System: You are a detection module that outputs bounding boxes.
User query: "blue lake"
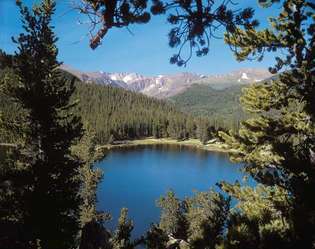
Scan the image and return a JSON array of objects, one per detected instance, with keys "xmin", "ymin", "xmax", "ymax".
[{"xmin": 96, "ymin": 144, "xmax": 248, "ymax": 238}]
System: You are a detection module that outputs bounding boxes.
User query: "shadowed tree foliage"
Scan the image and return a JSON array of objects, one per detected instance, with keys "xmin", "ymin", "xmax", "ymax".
[
  {"xmin": 145, "ymin": 224, "xmax": 169, "ymax": 249},
  {"xmin": 220, "ymin": 0, "xmax": 315, "ymax": 248},
  {"xmin": 0, "ymin": 1, "xmax": 84, "ymax": 248},
  {"xmin": 2, "ymin": 0, "xmax": 315, "ymax": 248},
  {"xmin": 77, "ymin": 0, "xmax": 259, "ymax": 66},
  {"xmin": 76, "ymin": 0, "xmax": 151, "ymax": 49},
  {"xmin": 154, "ymin": 190, "xmax": 230, "ymax": 249}
]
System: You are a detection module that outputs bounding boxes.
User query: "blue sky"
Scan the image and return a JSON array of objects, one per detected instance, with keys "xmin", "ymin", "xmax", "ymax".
[{"xmin": 0, "ymin": 0, "xmax": 281, "ymax": 75}]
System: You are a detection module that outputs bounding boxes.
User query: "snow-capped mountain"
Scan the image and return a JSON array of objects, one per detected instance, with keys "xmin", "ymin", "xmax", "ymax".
[
  {"xmin": 194, "ymin": 68, "xmax": 272, "ymax": 90},
  {"xmin": 60, "ymin": 65, "xmax": 271, "ymax": 98}
]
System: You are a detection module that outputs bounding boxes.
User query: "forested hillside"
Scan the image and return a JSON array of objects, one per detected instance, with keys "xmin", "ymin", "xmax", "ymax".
[
  {"xmin": 170, "ymin": 84, "xmax": 247, "ymax": 131},
  {"xmin": 73, "ymin": 81, "xmax": 202, "ymax": 144},
  {"xmin": 0, "ymin": 65, "xmax": 216, "ymax": 145},
  {"xmin": 1, "ymin": 0, "xmax": 314, "ymax": 248}
]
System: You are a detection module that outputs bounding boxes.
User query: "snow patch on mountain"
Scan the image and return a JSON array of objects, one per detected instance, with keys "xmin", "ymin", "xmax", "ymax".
[
  {"xmin": 241, "ymin": 72, "xmax": 249, "ymax": 80},
  {"xmin": 123, "ymin": 75, "xmax": 134, "ymax": 83},
  {"xmin": 60, "ymin": 65, "xmax": 272, "ymax": 99},
  {"xmin": 110, "ymin": 75, "xmax": 118, "ymax": 81}
]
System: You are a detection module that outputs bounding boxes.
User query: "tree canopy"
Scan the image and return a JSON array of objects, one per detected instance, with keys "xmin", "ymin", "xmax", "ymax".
[
  {"xmin": 220, "ymin": 0, "xmax": 315, "ymax": 247},
  {"xmin": 1, "ymin": 0, "xmax": 315, "ymax": 248}
]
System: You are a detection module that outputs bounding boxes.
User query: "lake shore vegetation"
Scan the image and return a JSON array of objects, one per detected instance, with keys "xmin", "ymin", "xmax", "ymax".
[{"xmin": 0, "ymin": 0, "xmax": 314, "ymax": 248}]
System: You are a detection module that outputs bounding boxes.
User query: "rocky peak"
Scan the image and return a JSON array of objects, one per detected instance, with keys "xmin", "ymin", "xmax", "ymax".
[{"xmin": 60, "ymin": 65, "xmax": 272, "ymax": 98}]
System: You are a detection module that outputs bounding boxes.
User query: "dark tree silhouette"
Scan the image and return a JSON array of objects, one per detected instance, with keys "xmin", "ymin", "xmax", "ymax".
[
  {"xmin": 0, "ymin": 1, "xmax": 84, "ymax": 248},
  {"xmin": 77, "ymin": 0, "xmax": 258, "ymax": 66}
]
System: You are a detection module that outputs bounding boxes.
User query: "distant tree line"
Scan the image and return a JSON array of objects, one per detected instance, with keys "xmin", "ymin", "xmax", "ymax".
[
  {"xmin": 73, "ymin": 81, "xmax": 223, "ymax": 145},
  {"xmin": 1, "ymin": 0, "xmax": 314, "ymax": 249},
  {"xmin": 170, "ymin": 84, "xmax": 248, "ymax": 132},
  {"xmin": 1, "ymin": 64, "xmax": 227, "ymax": 146}
]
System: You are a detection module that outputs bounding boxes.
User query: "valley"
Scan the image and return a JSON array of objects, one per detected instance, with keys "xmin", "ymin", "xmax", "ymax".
[
  {"xmin": 1, "ymin": 1, "xmax": 313, "ymax": 248},
  {"xmin": 62, "ymin": 65, "xmax": 271, "ymax": 133}
]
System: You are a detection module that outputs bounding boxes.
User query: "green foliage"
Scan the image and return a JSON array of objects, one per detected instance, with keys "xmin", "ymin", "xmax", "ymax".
[
  {"xmin": 1, "ymin": 69, "xmax": 220, "ymax": 146},
  {"xmin": 77, "ymin": 135, "xmax": 103, "ymax": 224},
  {"xmin": 170, "ymin": 84, "xmax": 247, "ymax": 132},
  {"xmin": 158, "ymin": 191, "xmax": 188, "ymax": 239},
  {"xmin": 73, "ymin": 81, "xmax": 197, "ymax": 144},
  {"xmin": 2, "ymin": 1, "xmax": 314, "ymax": 249},
  {"xmin": 185, "ymin": 191, "xmax": 230, "ymax": 249},
  {"xmin": 0, "ymin": 51, "xmax": 25, "ymax": 144},
  {"xmin": 195, "ymin": 118, "xmax": 213, "ymax": 144},
  {"xmin": 53, "ymin": 77, "xmax": 220, "ymax": 144},
  {"xmin": 111, "ymin": 208, "xmax": 134, "ymax": 249},
  {"xmin": 0, "ymin": 69, "xmax": 27, "ymax": 144},
  {"xmin": 221, "ymin": 0, "xmax": 315, "ymax": 248},
  {"xmin": 155, "ymin": 190, "xmax": 230, "ymax": 249},
  {"xmin": 222, "ymin": 183, "xmax": 291, "ymax": 249},
  {"xmin": 71, "ymin": 129, "xmax": 109, "ymax": 244},
  {"xmin": 0, "ymin": 1, "xmax": 84, "ymax": 248}
]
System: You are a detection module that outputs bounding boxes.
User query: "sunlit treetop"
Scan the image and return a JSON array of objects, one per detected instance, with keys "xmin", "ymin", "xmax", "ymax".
[{"xmin": 225, "ymin": 0, "xmax": 315, "ymax": 74}]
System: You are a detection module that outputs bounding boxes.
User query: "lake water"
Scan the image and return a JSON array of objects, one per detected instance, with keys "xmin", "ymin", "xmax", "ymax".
[{"xmin": 96, "ymin": 144, "xmax": 248, "ymax": 239}]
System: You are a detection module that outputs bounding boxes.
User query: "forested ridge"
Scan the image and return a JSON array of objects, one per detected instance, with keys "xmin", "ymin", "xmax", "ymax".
[
  {"xmin": 1, "ymin": 0, "xmax": 314, "ymax": 249},
  {"xmin": 73, "ymin": 81, "xmax": 212, "ymax": 144},
  {"xmin": 0, "ymin": 65, "xmax": 218, "ymax": 145},
  {"xmin": 170, "ymin": 84, "xmax": 247, "ymax": 131}
]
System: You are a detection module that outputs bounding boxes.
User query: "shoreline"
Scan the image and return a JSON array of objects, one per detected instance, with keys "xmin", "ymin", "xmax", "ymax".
[{"xmin": 96, "ymin": 138, "xmax": 233, "ymax": 153}]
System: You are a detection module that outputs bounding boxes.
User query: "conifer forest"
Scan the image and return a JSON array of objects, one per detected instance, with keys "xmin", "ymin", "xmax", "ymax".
[{"xmin": 0, "ymin": 0, "xmax": 314, "ymax": 249}]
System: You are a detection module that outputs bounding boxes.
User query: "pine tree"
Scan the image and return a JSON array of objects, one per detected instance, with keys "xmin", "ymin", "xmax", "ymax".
[
  {"xmin": 154, "ymin": 190, "xmax": 230, "ymax": 248},
  {"xmin": 184, "ymin": 190, "xmax": 230, "ymax": 249},
  {"xmin": 196, "ymin": 118, "xmax": 210, "ymax": 144},
  {"xmin": 157, "ymin": 191, "xmax": 188, "ymax": 240},
  {"xmin": 71, "ymin": 129, "xmax": 113, "ymax": 249},
  {"xmin": 221, "ymin": 183, "xmax": 291, "ymax": 249},
  {"xmin": 79, "ymin": 0, "xmax": 258, "ymax": 66},
  {"xmin": 145, "ymin": 224, "xmax": 168, "ymax": 249},
  {"xmin": 220, "ymin": 0, "xmax": 315, "ymax": 247},
  {"xmin": 111, "ymin": 208, "xmax": 134, "ymax": 249},
  {"xmin": 0, "ymin": 1, "xmax": 84, "ymax": 248}
]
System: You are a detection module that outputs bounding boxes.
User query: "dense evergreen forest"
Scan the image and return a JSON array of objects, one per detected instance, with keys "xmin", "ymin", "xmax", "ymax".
[
  {"xmin": 73, "ymin": 82, "xmax": 214, "ymax": 144},
  {"xmin": 1, "ymin": 0, "xmax": 314, "ymax": 249},
  {"xmin": 0, "ymin": 65, "xmax": 219, "ymax": 145},
  {"xmin": 170, "ymin": 84, "xmax": 247, "ymax": 131}
]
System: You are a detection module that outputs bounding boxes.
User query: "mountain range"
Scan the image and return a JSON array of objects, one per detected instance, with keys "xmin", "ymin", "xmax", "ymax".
[{"xmin": 61, "ymin": 65, "xmax": 272, "ymax": 99}]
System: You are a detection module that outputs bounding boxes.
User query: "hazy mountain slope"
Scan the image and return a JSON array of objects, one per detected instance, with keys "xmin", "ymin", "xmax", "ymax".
[
  {"xmin": 194, "ymin": 68, "xmax": 271, "ymax": 89},
  {"xmin": 170, "ymin": 84, "xmax": 243, "ymax": 116},
  {"xmin": 60, "ymin": 64, "xmax": 128, "ymax": 88},
  {"xmin": 169, "ymin": 84, "xmax": 248, "ymax": 130},
  {"xmin": 170, "ymin": 73, "xmax": 277, "ymax": 129}
]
